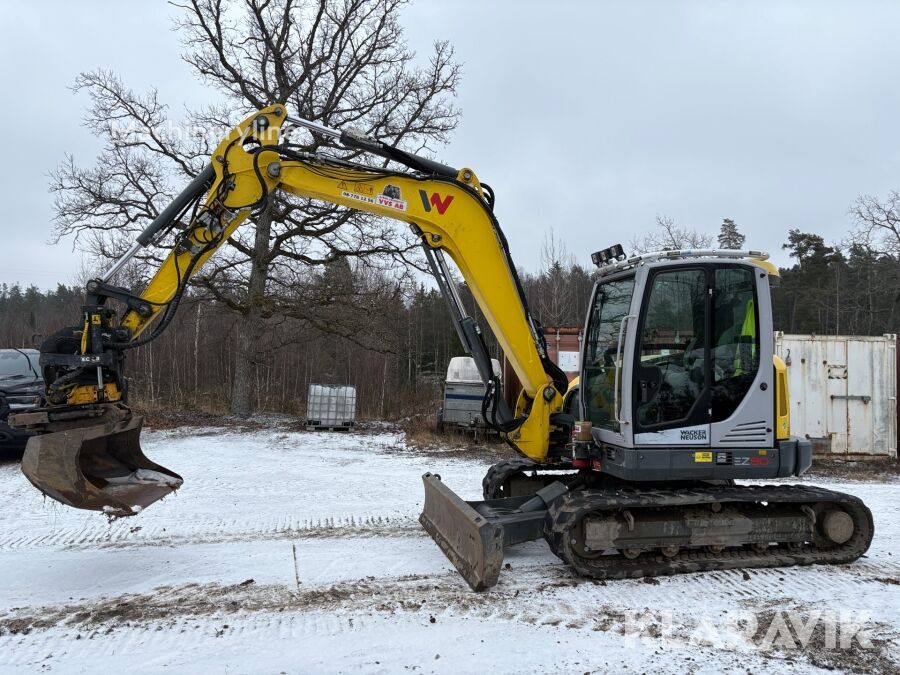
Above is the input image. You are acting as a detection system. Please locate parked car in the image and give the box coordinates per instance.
[0,349,43,450]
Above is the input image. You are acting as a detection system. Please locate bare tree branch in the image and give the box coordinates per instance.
[630,215,714,254]
[53,0,461,414]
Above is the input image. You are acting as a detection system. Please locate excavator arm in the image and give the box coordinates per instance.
[14,106,571,526]
[274,146,570,460]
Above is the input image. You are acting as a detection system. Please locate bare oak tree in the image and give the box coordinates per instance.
[50,0,461,415]
[630,215,713,254]
[851,191,900,260]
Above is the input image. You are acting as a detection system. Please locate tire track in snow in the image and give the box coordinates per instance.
[3,564,899,672]
[0,607,567,672]
[0,570,569,638]
[0,569,650,657]
[6,606,894,675]
[0,514,423,552]
[3,561,899,639]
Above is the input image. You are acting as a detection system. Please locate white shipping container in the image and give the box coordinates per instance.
[774,333,897,457]
[306,384,357,428]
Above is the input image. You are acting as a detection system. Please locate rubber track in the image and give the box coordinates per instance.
[481,458,576,500]
[544,484,874,580]
[482,458,536,499]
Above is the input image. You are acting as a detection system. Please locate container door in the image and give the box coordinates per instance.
[845,337,895,456]
[846,339,872,454]
[826,339,850,453]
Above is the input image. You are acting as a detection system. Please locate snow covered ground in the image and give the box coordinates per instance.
[0,425,898,674]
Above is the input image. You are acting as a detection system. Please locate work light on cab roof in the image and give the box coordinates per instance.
[591,243,626,267]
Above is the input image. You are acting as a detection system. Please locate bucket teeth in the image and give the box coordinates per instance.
[419,473,505,591]
[21,415,182,517]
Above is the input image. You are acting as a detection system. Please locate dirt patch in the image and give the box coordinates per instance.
[0,580,447,635]
[751,607,899,675]
[139,409,273,431]
[138,409,215,430]
[804,457,900,482]
[873,576,900,586]
[392,440,515,463]
[3,571,897,673]
[394,421,516,462]
[0,566,580,637]
[0,581,328,636]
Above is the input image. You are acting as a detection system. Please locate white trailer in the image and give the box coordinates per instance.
[774,333,897,457]
[305,384,357,431]
[438,357,501,431]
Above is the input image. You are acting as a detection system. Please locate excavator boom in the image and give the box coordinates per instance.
[14,106,568,526]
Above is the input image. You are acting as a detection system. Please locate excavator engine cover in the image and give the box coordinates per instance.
[17,405,182,517]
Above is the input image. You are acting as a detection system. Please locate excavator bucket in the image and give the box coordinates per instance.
[21,415,182,517]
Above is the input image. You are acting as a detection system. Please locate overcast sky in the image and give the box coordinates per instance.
[3,0,900,290]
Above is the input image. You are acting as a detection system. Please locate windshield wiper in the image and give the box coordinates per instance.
[12,348,39,379]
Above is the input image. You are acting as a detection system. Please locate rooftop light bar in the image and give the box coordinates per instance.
[593,248,769,276]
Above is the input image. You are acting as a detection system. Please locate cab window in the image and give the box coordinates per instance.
[711,267,759,421]
[634,268,708,430]
[583,277,635,430]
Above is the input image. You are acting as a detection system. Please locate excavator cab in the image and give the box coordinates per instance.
[421,249,869,591]
[585,251,802,481]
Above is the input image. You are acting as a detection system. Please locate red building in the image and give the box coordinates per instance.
[502,326,582,411]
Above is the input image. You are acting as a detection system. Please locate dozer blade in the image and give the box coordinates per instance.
[419,472,505,591]
[21,415,182,517]
[420,473,564,590]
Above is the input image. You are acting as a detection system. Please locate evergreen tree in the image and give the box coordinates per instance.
[717,219,746,249]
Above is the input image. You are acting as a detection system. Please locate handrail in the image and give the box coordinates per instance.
[613,314,636,427]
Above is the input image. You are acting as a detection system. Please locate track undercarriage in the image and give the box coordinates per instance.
[420,459,874,591]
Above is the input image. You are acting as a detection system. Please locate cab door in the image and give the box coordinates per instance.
[581,274,636,447]
[632,267,711,445]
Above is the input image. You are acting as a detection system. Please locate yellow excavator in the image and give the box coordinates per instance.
[12,106,873,590]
